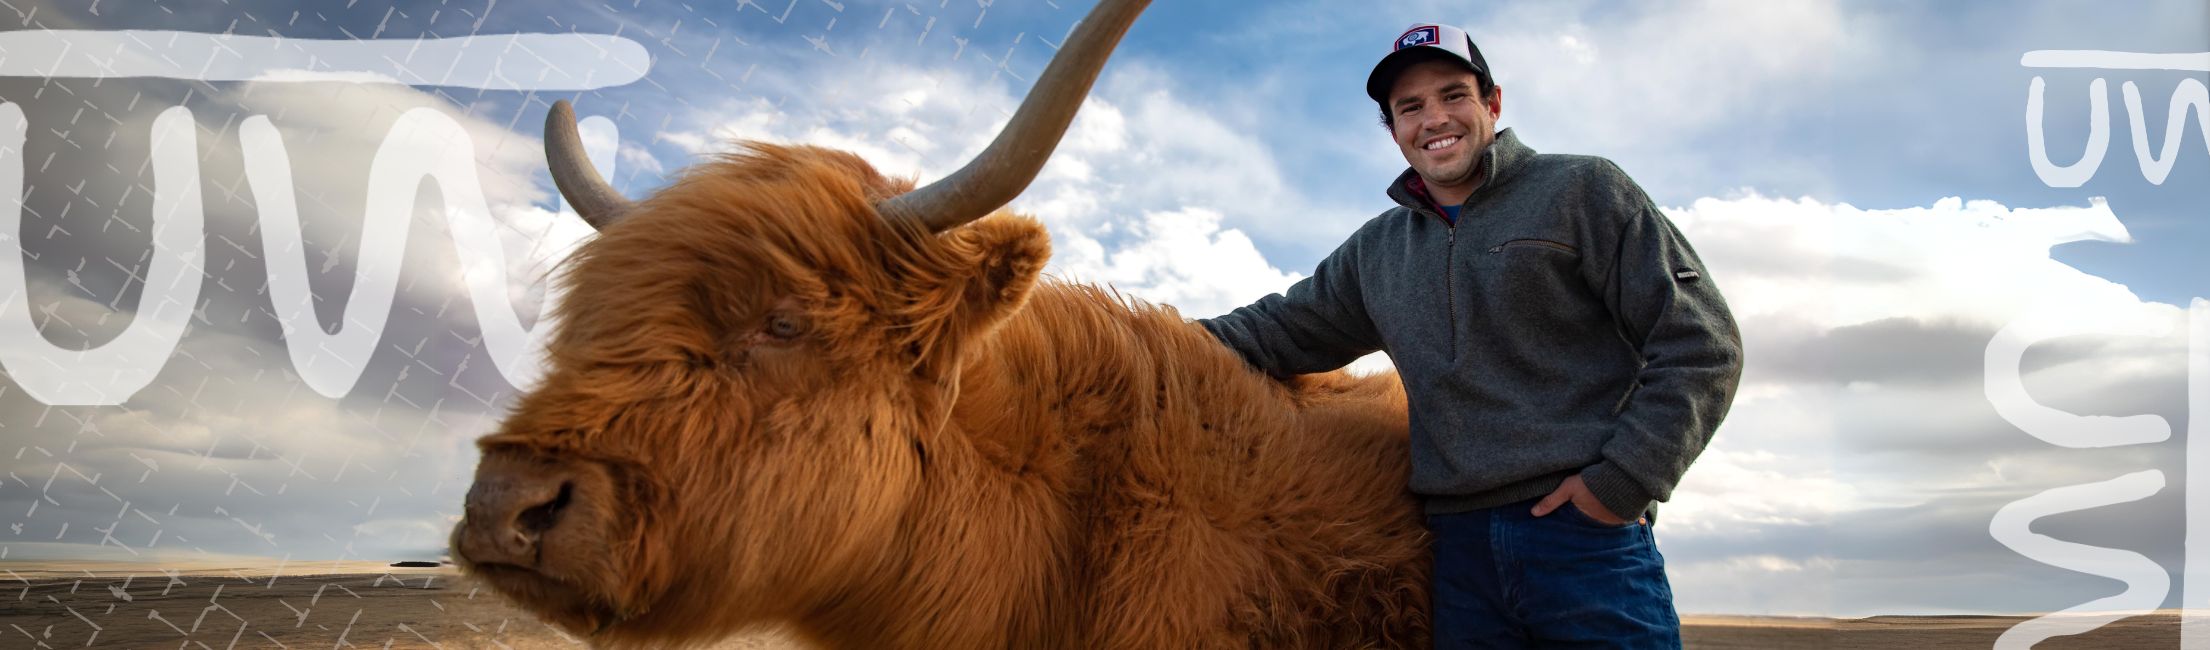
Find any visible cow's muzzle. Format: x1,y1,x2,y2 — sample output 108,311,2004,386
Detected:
457,462,574,568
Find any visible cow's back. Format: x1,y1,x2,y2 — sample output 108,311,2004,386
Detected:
957,281,1428,647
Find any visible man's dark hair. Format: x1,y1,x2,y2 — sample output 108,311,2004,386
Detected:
1377,63,1497,131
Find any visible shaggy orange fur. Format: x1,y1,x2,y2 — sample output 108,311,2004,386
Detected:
460,143,1430,648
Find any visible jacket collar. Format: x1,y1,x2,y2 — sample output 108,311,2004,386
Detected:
1386,127,1532,218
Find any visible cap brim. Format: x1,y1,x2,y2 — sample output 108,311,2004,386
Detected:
1365,47,1476,103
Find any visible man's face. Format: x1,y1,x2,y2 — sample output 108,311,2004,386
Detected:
1388,58,1501,203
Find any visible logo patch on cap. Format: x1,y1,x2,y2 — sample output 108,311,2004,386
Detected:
1397,26,1440,50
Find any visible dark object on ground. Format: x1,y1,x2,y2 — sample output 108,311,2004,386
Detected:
389,561,441,568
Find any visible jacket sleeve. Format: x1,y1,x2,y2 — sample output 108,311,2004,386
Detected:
1197,232,1384,379
1577,166,1745,521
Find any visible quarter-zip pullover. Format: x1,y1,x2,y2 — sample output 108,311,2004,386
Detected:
1199,129,1743,520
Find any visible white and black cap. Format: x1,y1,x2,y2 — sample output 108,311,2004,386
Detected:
1366,23,1492,103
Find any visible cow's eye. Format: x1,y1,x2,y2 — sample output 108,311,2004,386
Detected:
766,312,806,341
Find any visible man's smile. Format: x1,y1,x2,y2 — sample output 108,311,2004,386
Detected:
1422,134,1463,152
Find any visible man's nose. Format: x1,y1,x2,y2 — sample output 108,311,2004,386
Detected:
456,468,573,566
1420,106,1453,131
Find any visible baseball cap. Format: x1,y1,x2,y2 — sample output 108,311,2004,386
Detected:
1365,23,1492,103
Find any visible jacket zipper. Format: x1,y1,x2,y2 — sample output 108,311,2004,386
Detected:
1444,223,1457,358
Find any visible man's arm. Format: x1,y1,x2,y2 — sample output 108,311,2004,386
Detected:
1575,167,1745,521
1199,233,1384,379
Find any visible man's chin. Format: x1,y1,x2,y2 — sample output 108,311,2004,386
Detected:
1414,163,1482,198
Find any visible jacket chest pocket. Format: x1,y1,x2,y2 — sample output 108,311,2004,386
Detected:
1471,238,1580,270
1468,237,1597,315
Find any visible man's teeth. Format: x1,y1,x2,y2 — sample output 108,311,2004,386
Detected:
1425,136,1460,151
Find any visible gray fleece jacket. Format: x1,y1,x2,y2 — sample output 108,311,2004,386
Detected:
1200,128,1743,519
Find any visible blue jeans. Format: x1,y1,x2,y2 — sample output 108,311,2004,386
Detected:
1427,498,1681,649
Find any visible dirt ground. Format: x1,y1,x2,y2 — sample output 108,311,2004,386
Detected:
0,562,797,649
0,563,2184,648
1681,613,2178,650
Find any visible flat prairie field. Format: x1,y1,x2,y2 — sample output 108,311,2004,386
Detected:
0,563,2181,648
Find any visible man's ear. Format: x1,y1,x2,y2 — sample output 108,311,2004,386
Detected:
899,215,1051,376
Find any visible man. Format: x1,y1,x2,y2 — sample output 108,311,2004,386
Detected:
1199,23,1743,648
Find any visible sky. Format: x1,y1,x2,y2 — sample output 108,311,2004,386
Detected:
0,0,2206,621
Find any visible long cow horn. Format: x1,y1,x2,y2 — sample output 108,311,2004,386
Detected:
545,100,633,229
876,0,1150,233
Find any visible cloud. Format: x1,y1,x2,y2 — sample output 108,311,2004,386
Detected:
659,58,1322,319
655,53,1408,372
1671,552,1839,616
1459,0,1865,202
0,71,576,564
211,82,589,330
1651,192,2186,616
0,274,507,562
1047,207,1302,318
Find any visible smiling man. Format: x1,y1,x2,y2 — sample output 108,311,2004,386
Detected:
1199,23,1744,648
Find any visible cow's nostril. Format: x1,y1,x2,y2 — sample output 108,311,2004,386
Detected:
516,481,574,535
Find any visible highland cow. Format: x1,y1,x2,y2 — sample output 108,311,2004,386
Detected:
450,0,1430,646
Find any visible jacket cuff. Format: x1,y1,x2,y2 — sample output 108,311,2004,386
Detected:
1580,462,1653,522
